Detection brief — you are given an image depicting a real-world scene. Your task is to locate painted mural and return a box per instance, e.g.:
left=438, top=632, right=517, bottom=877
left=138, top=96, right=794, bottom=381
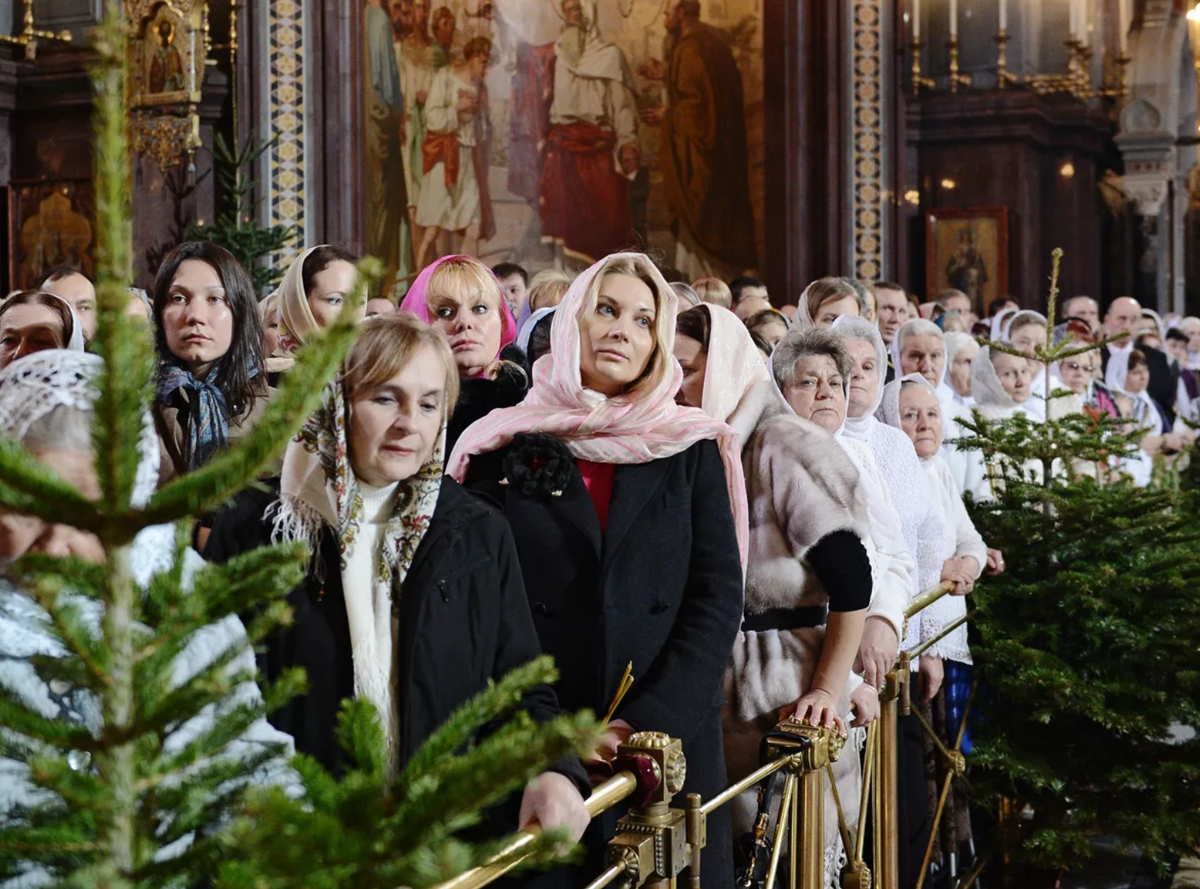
left=362, top=0, right=764, bottom=294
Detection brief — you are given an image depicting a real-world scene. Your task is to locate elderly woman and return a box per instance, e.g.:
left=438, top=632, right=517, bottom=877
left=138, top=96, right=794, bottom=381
left=880, top=373, right=987, bottom=867
left=206, top=315, right=590, bottom=840
left=1003, top=310, right=1049, bottom=420
left=674, top=304, right=877, bottom=887
left=400, top=255, right=523, bottom=451
left=943, top=331, right=978, bottom=406
left=0, top=290, right=85, bottom=369
left=892, top=318, right=990, bottom=500
left=450, top=254, right=746, bottom=889
left=152, top=242, right=271, bottom=482
left=0, top=350, right=295, bottom=885
left=792, top=277, right=864, bottom=329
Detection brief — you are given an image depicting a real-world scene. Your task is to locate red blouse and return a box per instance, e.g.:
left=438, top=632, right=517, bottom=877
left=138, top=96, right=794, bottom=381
left=576, top=459, right=616, bottom=533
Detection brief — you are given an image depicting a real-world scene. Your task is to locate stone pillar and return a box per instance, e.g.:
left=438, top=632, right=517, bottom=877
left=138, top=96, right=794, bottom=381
left=1115, top=99, right=1176, bottom=313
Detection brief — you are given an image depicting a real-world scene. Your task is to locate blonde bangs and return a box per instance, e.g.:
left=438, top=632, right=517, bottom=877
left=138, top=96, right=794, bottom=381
left=424, top=257, right=501, bottom=311
left=343, top=315, right=461, bottom=417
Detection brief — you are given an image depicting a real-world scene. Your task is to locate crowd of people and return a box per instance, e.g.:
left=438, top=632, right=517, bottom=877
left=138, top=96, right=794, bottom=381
left=1, top=243, right=1192, bottom=888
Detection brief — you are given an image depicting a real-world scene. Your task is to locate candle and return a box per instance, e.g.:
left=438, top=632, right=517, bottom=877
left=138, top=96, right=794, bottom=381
left=1000, top=0, right=1007, bottom=32
left=1118, top=0, right=1128, bottom=53
left=1068, top=0, right=1077, bottom=38
left=950, top=0, right=957, bottom=39
left=913, top=0, right=920, bottom=40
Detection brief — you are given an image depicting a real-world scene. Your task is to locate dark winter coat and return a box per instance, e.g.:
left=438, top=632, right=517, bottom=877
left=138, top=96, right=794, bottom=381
left=448, top=365, right=529, bottom=455
left=465, top=434, right=744, bottom=889
left=205, top=476, right=587, bottom=796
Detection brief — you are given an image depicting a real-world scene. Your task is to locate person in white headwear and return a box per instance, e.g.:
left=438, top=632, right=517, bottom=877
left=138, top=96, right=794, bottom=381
left=891, top=318, right=990, bottom=500
left=0, top=350, right=295, bottom=887
left=0, top=290, right=86, bottom=369
left=943, top=331, right=978, bottom=407
left=1003, top=310, right=1049, bottom=421
left=790, top=276, right=865, bottom=330
left=674, top=304, right=878, bottom=886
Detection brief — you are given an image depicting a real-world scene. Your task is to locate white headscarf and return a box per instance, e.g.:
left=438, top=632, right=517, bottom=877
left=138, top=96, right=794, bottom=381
left=990, top=306, right=1019, bottom=342
left=516, top=306, right=557, bottom=354
left=698, top=305, right=772, bottom=429
left=791, top=277, right=861, bottom=331
left=878, top=372, right=938, bottom=440
left=830, top=315, right=887, bottom=442
left=1107, top=351, right=1165, bottom=435
left=0, top=292, right=87, bottom=354
left=0, top=350, right=157, bottom=507
left=890, top=318, right=956, bottom=405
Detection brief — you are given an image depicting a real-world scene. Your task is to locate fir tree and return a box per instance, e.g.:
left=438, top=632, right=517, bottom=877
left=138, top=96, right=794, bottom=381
left=0, top=4, right=598, bottom=887
left=957, top=250, right=1200, bottom=875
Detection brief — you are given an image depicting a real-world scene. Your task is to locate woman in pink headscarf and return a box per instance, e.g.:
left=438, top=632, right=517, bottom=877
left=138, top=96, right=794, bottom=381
left=400, top=255, right=521, bottom=450
left=448, top=252, right=746, bottom=889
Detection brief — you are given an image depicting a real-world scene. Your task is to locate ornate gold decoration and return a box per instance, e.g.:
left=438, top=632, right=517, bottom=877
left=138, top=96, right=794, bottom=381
left=131, top=112, right=201, bottom=172
left=0, top=0, right=72, bottom=60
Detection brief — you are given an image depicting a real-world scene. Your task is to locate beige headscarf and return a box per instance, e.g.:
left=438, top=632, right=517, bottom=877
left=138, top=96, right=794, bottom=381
left=269, top=246, right=322, bottom=372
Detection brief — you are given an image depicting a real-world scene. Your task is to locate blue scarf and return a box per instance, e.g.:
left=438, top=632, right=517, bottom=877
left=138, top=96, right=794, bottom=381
left=158, top=361, right=231, bottom=470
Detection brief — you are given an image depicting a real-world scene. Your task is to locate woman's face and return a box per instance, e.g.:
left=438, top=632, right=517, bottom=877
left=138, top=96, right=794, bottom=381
left=1058, top=354, right=1097, bottom=394
left=427, top=276, right=505, bottom=379
left=1135, top=316, right=1157, bottom=337
left=308, top=259, right=357, bottom=329
left=262, top=303, right=280, bottom=357
left=898, top=386, right=943, bottom=459
left=814, top=295, right=860, bottom=329
left=348, top=343, right=446, bottom=488
left=900, top=333, right=945, bottom=387
left=783, top=353, right=846, bottom=433
left=757, top=317, right=789, bottom=350
left=673, top=333, right=707, bottom=408
left=1124, top=362, right=1150, bottom=394
left=845, top=337, right=880, bottom=419
left=578, top=273, right=657, bottom=397
left=992, top=352, right=1032, bottom=403
left=0, top=448, right=104, bottom=571
left=0, top=304, right=65, bottom=370
left=365, top=298, right=396, bottom=319
left=162, top=259, right=235, bottom=379
left=949, top=340, right=979, bottom=397
left=1009, top=321, right=1045, bottom=363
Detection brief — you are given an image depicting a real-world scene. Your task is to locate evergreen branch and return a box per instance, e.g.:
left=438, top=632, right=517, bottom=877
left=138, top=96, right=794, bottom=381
left=0, top=439, right=103, bottom=533
left=139, top=260, right=379, bottom=528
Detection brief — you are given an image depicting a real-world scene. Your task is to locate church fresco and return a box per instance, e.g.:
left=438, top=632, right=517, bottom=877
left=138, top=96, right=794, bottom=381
left=362, top=0, right=764, bottom=295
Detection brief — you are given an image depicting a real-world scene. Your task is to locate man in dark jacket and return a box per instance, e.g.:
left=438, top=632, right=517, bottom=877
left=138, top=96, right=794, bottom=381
left=1099, top=296, right=1178, bottom=425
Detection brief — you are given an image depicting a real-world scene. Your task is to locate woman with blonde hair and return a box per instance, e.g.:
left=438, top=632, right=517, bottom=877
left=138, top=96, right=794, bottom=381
left=692, top=276, right=733, bottom=309
left=207, top=315, right=591, bottom=837
left=450, top=253, right=747, bottom=889
left=400, top=254, right=522, bottom=449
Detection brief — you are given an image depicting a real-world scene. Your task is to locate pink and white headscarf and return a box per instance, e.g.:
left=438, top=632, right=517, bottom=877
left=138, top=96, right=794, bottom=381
left=447, top=252, right=749, bottom=562
left=399, top=255, right=518, bottom=377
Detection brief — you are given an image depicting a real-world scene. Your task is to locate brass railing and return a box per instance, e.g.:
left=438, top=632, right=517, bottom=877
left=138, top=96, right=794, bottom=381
left=432, top=579, right=971, bottom=889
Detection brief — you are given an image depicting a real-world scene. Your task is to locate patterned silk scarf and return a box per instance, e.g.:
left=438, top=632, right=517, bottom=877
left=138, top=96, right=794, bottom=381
left=157, top=361, right=231, bottom=470
left=269, top=381, right=443, bottom=770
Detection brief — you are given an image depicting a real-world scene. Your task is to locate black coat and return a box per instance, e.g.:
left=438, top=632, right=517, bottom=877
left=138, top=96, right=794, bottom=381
left=1102, top=342, right=1178, bottom=425
left=205, top=477, right=587, bottom=797
left=466, top=435, right=744, bottom=888
left=448, top=366, right=528, bottom=455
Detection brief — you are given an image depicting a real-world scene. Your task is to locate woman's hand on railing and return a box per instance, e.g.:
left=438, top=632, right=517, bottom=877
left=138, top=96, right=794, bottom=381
left=518, top=771, right=592, bottom=843
left=781, top=687, right=846, bottom=735
left=940, top=558, right=976, bottom=596
left=917, top=656, right=944, bottom=704
left=850, top=683, right=880, bottom=727
left=856, top=617, right=899, bottom=690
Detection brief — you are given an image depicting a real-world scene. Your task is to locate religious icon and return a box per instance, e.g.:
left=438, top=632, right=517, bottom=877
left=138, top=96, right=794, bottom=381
left=362, top=0, right=766, bottom=286
left=926, top=206, right=1010, bottom=312
left=148, top=18, right=186, bottom=94
left=7, top=179, right=95, bottom=291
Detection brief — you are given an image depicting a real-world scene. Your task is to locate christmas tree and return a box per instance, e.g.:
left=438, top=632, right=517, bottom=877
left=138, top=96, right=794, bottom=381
left=0, top=5, right=597, bottom=887
left=957, top=251, right=1200, bottom=875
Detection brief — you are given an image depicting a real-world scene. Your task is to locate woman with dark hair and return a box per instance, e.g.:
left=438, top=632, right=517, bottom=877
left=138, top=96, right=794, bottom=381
left=267, top=244, right=360, bottom=381
left=399, top=255, right=524, bottom=451
left=0, top=290, right=85, bottom=369
left=152, top=241, right=269, bottom=483
left=744, top=307, right=789, bottom=351
left=448, top=253, right=747, bottom=889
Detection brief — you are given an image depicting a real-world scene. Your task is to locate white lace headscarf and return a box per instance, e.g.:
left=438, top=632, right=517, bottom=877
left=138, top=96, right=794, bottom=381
left=0, top=350, right=158, bottom=508
left=0, top=292, right=87, bottom=354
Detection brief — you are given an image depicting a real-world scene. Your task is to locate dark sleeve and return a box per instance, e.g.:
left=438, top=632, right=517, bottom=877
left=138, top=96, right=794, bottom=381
left=806, top=530, right=872, bottom=612
left=488, top=512, right=590, bottom=796
left=203, top=483, right=279, bottom=564
left=617, top=440, right=744, bottom=742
